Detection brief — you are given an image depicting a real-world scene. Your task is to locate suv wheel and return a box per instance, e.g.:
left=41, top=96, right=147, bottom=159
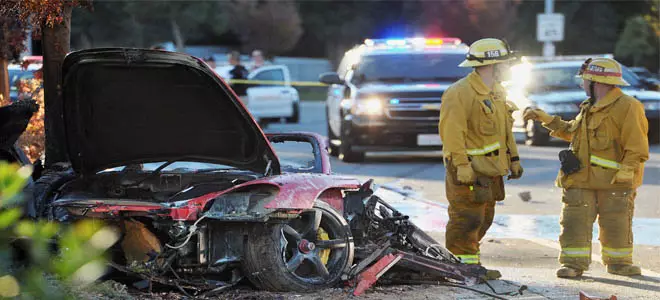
left=339, top=125, right=364, bottom=163
left=525, top=120, right=549, bottom=146
left=339, top=142, right=365, bottom=163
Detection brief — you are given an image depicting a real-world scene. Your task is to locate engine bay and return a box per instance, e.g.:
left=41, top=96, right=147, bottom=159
left=56, top=169, right=261, bottom=203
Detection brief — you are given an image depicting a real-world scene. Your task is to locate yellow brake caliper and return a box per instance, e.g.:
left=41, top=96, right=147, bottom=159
left=317, top=227, right=330, bottom=265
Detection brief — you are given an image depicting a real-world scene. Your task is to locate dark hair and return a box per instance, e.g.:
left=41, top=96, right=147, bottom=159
left=229, top=51, right=241, bottom=62
left=205, top=56, right=215, bottom=62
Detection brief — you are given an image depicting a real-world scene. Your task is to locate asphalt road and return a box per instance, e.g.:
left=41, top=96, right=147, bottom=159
left=267, top=102, right=660, bottom=299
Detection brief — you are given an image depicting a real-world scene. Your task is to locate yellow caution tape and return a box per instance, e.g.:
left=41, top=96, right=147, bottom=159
left=228, top=79, right=328, bottom=87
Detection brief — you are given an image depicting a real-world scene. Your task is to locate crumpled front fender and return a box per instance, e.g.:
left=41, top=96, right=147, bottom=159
left=261, top=173, right=360, bottom=210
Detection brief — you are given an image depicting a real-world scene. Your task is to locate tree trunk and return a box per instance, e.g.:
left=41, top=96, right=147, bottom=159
left=0, top=58, right=9, bottom=106
left=42, top=6, right=72, bottom=167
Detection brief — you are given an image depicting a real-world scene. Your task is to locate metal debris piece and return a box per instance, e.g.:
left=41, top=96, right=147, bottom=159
left=353, top=253, right=403, bottom=296
left=580, top=291, right=618, bottom=300
left=344, top=183, right=487, bottom=296
left=519, top=191, right=532, bottom=202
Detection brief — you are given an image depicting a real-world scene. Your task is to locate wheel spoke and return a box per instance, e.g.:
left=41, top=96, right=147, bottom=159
left=282, top=224, right=302, bottom=241
left=310, top=255, right=330, bottom=279
left=316, top=239, right=346, bottom=249
left=286, top=252, right=305, bottom=272
left=303, top=209, right=322, bottom=238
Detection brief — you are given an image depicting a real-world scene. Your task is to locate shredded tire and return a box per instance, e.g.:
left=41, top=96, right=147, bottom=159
left=243, top=202, right=354, bottom=292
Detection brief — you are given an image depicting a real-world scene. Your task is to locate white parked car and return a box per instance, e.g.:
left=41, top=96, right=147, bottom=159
left=215, top=64, right=300, bottom=126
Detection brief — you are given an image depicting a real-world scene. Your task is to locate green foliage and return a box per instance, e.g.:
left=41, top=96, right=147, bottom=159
left=615, top=16, right=658, bottom=67
left=0, top=162, right=119, bottom=299
left=72, top=1, right=229, bottom=50
left=226, top=0, right=303, bottom=55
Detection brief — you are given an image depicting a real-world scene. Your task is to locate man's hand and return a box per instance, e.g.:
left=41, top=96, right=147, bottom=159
left=611, top=166, right=635, bottom=185
left=523, top=108, right=553, bottom=124
left=456, top=164, right=476, bottom=184
left=508, top=161, right=523, bottom=180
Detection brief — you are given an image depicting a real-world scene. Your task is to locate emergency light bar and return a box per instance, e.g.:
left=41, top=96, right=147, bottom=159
left=364, top=37, right=463, bottom=48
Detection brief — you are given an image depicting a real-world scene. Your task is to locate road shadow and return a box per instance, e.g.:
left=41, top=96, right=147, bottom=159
left=565, top=276, right=660, bottom=293
left=360, top=153, right=444, bottom=164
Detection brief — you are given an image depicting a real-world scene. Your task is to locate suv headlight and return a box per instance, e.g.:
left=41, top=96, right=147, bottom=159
left=353, top=97, right=383, bottom=116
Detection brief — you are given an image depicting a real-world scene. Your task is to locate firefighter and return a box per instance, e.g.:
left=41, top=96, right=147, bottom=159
left=524, top=57, right=648, bottom=278
left=439, top=38, right=523, bottom=279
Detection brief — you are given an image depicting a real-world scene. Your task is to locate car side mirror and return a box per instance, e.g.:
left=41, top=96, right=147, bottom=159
left=319, top=72, right=344, bottom=85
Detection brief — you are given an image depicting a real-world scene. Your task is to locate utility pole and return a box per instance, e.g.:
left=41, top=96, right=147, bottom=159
left=542, top=0, right=555, bottom=57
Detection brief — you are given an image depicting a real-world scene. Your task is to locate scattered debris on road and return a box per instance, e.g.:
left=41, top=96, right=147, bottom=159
left=579, top=290, right=618, bottom=300
left=518, top=191, right=532, bottom=202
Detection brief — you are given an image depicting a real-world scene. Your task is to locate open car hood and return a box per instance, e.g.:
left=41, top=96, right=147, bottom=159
left=61, top=48, right=279, bottom=175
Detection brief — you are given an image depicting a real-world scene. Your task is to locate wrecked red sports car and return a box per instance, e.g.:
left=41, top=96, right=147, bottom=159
left=8, top=48, right=485, bottom=296
left=28, top=48, right=363, bottom=292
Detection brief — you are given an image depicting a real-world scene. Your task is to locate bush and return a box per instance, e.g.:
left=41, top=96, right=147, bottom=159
left=0, top=162, right=119, bottom=299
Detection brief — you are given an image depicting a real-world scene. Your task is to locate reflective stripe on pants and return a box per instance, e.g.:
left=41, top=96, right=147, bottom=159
left=602, top=247, right=633, bottom=258
left=590, top=155, right=621, bottom=170
left=466, top=142, right=501, bottom=156
left=561, top=247, right=591, bottom=258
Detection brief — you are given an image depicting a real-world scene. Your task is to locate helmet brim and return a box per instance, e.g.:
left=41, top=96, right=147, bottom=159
left=458, top=57, right=517, bottom=68
left=578, top=74, right=631, bottom=86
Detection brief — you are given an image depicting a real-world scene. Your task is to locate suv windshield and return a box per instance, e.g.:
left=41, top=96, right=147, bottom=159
left=529, top=65, right=641, bottom=93
left=352, top=53, right=470, bottom=85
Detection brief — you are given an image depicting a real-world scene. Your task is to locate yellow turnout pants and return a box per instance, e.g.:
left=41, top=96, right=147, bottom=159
left=445, top=162, right=504, bottom=264
left=559, top=188, right=635, bottom=270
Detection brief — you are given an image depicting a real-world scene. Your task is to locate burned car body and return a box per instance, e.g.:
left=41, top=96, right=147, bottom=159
left=24, top=48, right=484, bottom=295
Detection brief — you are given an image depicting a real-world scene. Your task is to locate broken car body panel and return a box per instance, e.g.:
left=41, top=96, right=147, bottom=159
left=52, top=172, right=360, bottom=221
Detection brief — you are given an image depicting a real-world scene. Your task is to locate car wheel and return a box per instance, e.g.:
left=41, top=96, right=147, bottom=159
left=243, top=202, right=354, bottom=292
left=325, top=108, right=339, bottom=157
left=32, top=168, right=75, bottom=219
left=525, top=120, right=550, bottom=146
left=286, top=102, right=300, bottom=124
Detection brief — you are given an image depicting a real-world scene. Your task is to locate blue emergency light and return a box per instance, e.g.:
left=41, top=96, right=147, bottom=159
left=364, top=37, right=463, bottom=48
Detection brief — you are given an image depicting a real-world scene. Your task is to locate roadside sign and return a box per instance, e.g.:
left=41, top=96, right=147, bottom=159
left=537, top=13, right=565, bottom=42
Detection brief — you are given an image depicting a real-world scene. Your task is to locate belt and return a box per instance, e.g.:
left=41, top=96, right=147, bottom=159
left=484, top=149, right=499, bottom=157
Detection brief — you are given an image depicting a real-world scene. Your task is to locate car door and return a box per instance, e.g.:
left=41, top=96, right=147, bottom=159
left=246, top=66, right=294, bottom=119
